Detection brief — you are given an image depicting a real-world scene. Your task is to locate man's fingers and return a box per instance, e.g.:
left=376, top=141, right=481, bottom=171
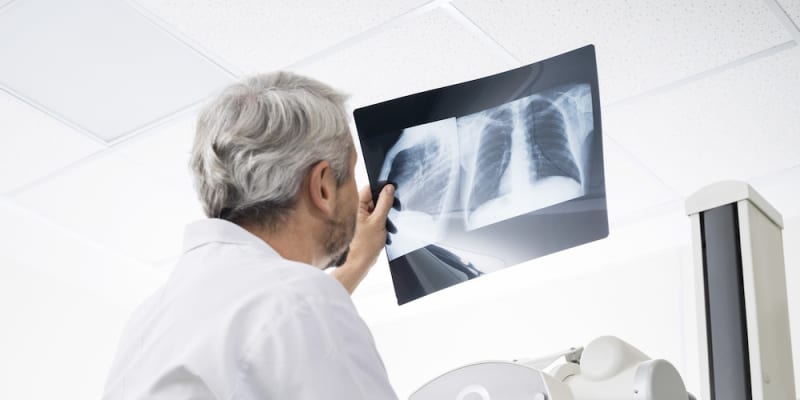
left=386, top=218, right=398, bottom=234
left=371, top=184, right=395, bottom=222
left=392, top=196, right=402, bottom=211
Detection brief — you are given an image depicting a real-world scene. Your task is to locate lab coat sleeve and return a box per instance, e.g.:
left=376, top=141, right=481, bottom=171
left=231, top=295, right=399, bottom=400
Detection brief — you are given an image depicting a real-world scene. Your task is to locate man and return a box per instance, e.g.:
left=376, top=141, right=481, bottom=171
left=103, top=72, right=399, bottom=399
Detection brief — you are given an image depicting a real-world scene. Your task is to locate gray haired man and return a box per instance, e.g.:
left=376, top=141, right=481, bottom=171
left=103, top=72, right=399, bottom=399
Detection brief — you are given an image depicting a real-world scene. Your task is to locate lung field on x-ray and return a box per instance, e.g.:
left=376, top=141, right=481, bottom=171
left=386, top=138, right=453, bottom=215
left=379, top=83, right=593, bottom=260
left=525, top=97, right=581, bottom=182
left=466, top=108, right=514, bottom=212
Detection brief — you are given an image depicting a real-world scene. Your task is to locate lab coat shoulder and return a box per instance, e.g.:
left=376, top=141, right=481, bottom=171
left=228, top=263, right=398, bottom=400
left=223, top=256, right=353, bottom=327
left=103, top=244, right=397, bottom=400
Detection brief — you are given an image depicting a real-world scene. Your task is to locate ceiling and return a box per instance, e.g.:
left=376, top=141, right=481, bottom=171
left=1, top=0, right=799, bottom=305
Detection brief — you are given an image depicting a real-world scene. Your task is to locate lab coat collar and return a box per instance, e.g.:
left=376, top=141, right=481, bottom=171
left=182, top=218, right=279, bottom=256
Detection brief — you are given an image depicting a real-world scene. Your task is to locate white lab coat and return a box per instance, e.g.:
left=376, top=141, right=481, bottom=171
left=103, top=218, right=398, bottom=400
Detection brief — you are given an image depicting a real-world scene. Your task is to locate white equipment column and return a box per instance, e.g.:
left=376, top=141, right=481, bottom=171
left=686, top=181, right=796, bottom=400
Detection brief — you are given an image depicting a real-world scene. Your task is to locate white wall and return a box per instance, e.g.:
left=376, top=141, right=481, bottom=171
left=354, top=209, right=698, bottom=398
left=374, top=247, right=692, bottom=398
left=356, top=210, right=800, bottom=399
left=0, top=199, right=795, bottom=399
left=0, top=261, right=130, bottom=399
left=0, top=198, right=165, bottom=399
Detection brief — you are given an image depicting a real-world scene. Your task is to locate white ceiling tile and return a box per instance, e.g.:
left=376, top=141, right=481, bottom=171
left=0, top=91, right=104, bottom=193
left=602, top=137, right=680, bottom=225
left=751, top=164, right=800, bottom=219
left=0, top=0, right=232, bottom=142
left=453, top=0, right=790, bottom=104
left=12, top=150, right=205, bottom=265
left=603, top=47, right=800, bottom=197
left=133, top=0, right=430, bottom=73
left=777, top=0, right=800, bottom=26
left=114, top=112, right=199, bottom=200
left=295, top=8, right=513, bottom=110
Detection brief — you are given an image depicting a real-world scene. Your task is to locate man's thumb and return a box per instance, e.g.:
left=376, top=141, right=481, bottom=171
left=371, top=184, right=395, bottom=221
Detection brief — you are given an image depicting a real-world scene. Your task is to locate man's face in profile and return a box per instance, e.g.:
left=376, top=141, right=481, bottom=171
left=324, top=145, right=359, bottom=268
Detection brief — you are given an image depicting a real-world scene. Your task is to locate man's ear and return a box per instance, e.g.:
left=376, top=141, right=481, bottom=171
left=306, top=160, right=335, bottom=217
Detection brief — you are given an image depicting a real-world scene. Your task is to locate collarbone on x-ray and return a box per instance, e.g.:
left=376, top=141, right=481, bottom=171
left=379, top=83, right=594, bottom=261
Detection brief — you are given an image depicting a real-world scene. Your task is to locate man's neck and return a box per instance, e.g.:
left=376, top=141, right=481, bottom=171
left=239, top=216, right=324, bottom=268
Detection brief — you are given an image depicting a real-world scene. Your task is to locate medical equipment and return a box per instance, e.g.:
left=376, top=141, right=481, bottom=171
left=411, top=335, right=691, bottom=400
left=687, top=181, right=796, bottom=400
left=410, top=181, right=797, bottom=400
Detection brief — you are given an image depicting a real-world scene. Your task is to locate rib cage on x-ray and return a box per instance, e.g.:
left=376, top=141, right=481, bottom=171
left=386, top=138, right=454, bottom=215
left=379, top=83, right=593, bottom=261
left=466, top=108, right=513, bottom=212
left=460, top=88, right=587, bottom=216
left=525, top=98, right=582, bottom=182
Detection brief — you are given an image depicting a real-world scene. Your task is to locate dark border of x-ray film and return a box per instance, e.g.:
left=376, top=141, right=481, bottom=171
left=354, top=45, right=609, bottom=305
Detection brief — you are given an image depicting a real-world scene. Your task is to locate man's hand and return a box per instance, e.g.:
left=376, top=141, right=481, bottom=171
left=332, top=184, right=395, bottom=294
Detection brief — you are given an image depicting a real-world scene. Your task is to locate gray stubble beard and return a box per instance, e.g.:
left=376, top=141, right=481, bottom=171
left=324, top=212, right=356, bottom=269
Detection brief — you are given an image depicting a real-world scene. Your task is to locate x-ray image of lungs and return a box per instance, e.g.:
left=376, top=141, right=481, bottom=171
left=355, top=45, right=607, bottom=304
left=378, top=118, right=461, bottom=260
left=457, top=83, right=594, bottom=230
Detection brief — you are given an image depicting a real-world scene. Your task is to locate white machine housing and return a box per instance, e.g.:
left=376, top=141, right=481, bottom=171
left=686, top=181, right=796, bottom=400
left=410, top=336, right=689, bottom=400
left=562, top=336, right=687, bottom=400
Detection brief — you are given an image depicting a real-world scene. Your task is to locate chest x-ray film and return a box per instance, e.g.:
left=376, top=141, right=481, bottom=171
left=355, top=45, right=608, bottom=305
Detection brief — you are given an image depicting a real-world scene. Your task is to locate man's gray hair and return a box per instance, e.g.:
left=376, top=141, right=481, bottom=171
left=189, top=71, right=352, bottom=228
